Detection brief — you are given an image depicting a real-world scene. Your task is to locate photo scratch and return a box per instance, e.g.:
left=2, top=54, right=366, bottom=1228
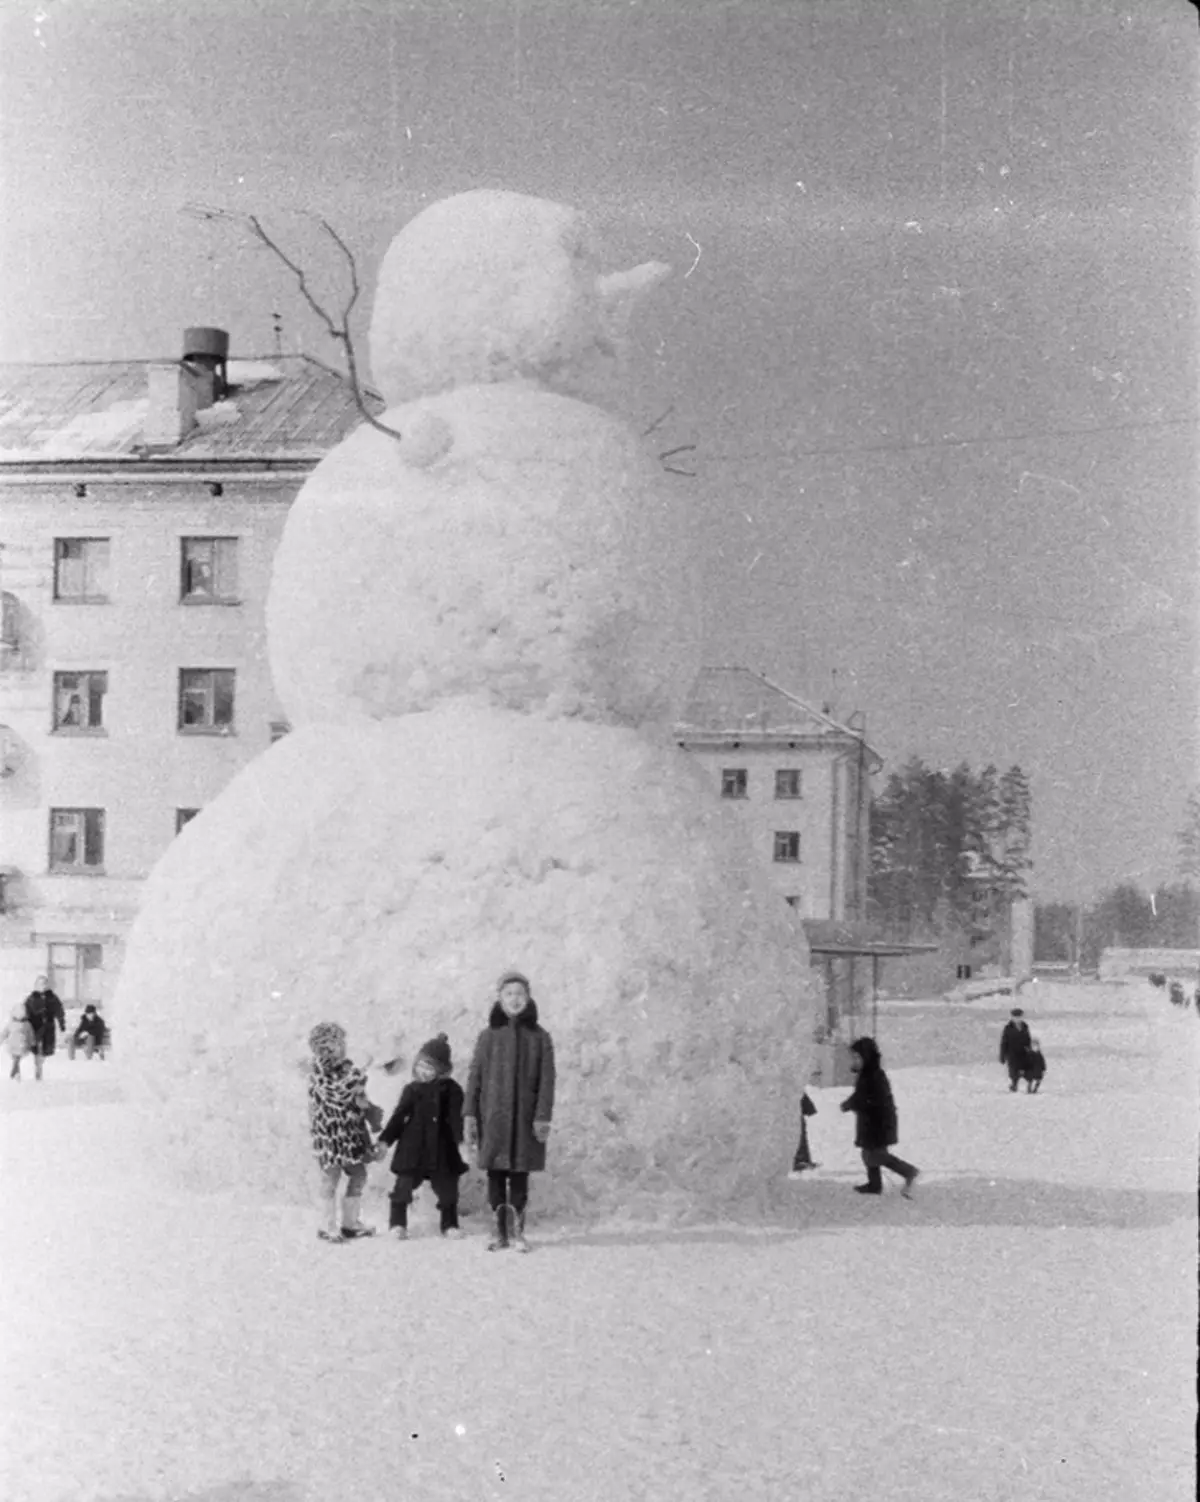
left=684, top=233, right=702, bottom=277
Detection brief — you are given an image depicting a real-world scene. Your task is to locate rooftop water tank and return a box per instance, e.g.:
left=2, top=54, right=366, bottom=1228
left=183, top=327, right=229, bottom=363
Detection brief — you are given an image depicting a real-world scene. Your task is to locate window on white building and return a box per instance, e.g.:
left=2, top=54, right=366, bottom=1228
left=53, top=538, right=110, bottom=602
left=48, top=942, right=104, bottom=1004
left=52, top=671, right=108, bottom=731
left=49, top=808, right=105, bottom=872
left=179, top=669, right=235, bottom=732
left=181, top=538, right=239, bottom=603
left=773, top=830, right=800, bottom=863
left=721, top=768, right=748, bottom=798
left=775, top=769, right=802, bottom=799
left=175, top=808, right=200, bottom=834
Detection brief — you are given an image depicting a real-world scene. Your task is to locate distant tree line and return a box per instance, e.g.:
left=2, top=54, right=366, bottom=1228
left=867, top=758, right=1032, bottom=955
left=1035, top=884, right=1200, bottom=971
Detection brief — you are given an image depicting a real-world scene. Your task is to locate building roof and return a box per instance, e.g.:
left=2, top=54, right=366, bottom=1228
left=676, top=666, right=881, bottom=766
left=0, top=355, right=382, bottom=464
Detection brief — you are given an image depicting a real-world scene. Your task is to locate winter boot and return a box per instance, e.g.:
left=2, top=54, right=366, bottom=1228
left=440, top=1203, right=465, bottom=1239
left=901, top=1169, right=920, bottom=1199
left=487, top=1205, right=510, bottom=1251
left=512, top=1209, right=531, bottom=1253
left=341, top=1195, right=377, bottom=1239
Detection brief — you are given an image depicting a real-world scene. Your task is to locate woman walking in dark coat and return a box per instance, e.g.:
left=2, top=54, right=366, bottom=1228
left=377, top=1034, right=468, bottom=1240
left=464, top=971, right=555, bottom=1253
left=840, top=1036, right=919, bottom=1197
left=23, top=976, right=66, bottom=1081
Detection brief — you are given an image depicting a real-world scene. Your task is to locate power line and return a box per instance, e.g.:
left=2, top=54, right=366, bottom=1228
left=703, top=413, right=1198, bottom=463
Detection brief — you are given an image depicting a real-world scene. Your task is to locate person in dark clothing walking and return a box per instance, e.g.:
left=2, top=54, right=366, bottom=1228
left=377, top=1034, right=468, bottom=1240
left=1022, top=1038, right=1046, bottom=1093
left=840, top=1037, right=919, bottom=1197
left=464, top=971, right=555, bottom=1253
left=999, top=1008, right=1032, bottom=1091
left=788, top=1091, right=820, bottom=1177
left=23, top=976, right=66, bottom=1081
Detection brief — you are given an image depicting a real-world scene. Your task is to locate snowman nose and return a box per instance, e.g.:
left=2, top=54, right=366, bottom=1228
left=596, top=261, right=671, bottom=301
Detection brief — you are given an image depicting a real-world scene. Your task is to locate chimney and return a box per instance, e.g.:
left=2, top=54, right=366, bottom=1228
left=142, top=328, right=229, bottom=449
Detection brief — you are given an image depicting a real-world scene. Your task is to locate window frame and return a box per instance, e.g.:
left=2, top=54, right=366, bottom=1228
left=720, top=767, right=748, bottom=799
left=53, top=538, right=111, bottom=603
left=773, top=830, right=801, bottom=864
left=51, top=670, right=109, bottom=734
left=47, top=941, right=105, bottom=1005
left=48, top=807, right=106, bottom=873
left=180, top=536, right=240, bottom=605
left=178, top=668, right=236, bottom=734
left=774, top=768, right=802, bottom=800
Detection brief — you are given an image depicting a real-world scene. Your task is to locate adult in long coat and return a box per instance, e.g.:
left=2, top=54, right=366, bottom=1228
left=999, top=1009, right=1032, bottom=1091
left=464, top=970, right=555, bottom=1251
left=23, top=976, right=66, bottom=1079
left=840, top=1036, right=919, bottom=1196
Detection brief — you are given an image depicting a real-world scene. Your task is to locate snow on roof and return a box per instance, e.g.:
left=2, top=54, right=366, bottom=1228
left=676, top=665, right=880, bottom=762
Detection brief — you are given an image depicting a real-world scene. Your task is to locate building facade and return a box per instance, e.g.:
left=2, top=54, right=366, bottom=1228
left=0, top=332, right=372, bottom=1009
left=674, top=666, right=881, bottom=921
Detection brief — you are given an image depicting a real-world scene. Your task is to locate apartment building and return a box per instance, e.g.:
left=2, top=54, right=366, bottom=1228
left=675, top=666, right=881, bottom=921
left=0, top=330, right=373, bottom=1006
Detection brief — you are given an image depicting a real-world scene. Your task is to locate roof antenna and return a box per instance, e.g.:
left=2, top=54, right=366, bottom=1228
left=823, top=667, right=838, bottom=718
left=271, top=312, right=283, bottom=358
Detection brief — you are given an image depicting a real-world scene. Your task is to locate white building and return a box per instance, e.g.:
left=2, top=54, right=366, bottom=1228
left=674, top=666, right=881, bottom=921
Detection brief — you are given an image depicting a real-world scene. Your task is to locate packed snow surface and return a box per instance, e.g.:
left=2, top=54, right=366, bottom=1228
left=266, top=383, right=700, bottom=727
left=116, top=705, right=815, bottom=1217
left=2, top=982, right=1195, bottom=1501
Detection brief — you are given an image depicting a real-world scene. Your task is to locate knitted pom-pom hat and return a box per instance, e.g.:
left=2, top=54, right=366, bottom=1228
left=417, top=1033, right=452, bottom=1073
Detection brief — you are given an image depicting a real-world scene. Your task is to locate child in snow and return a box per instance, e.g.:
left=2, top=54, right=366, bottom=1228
left=306, top=1021, right=381, bottom=1242
left=377, top=1033, right=468, bottom=1240
left=67, top=1004, right=109, bottom=1060
left=1022, top=1038, right=1046, bottom=1093
left=464, top=970, right=556, bottom=1252
left=788, top=1091, right=819, bottom=1178
left=2, top=1005, right=34, bottom=1081
left=840, top=1036, right=920, bottom=1197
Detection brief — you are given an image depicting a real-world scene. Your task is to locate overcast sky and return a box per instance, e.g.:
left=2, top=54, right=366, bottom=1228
left=2, top=0, right=1195, bottom=902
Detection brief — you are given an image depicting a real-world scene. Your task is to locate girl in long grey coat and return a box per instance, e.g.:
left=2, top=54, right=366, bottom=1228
left=464, top=971, right=555, bottom=1252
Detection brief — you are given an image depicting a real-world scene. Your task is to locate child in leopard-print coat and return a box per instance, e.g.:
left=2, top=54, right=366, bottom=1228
left=307, top=1021, right=382, bottom=1243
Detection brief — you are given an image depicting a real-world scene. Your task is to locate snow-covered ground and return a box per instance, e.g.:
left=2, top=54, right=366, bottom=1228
left=1, top=980, right=1195, bottom=1502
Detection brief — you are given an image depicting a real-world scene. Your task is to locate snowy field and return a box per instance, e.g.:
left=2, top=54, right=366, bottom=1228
left=1, top=979, right=1195, bottom=1502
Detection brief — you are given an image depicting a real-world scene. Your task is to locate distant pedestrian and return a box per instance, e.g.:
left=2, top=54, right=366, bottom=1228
left=840, top=1036, right=919, bottom=1197
left=22, top=976, right=65, bottom=1080
left=306, top=1021, right=382, bottom=1243
left=1, top=1005, right=35, bottom=1081
left=464, top=971, right=556, bottom=1252
left=1022, top=1038, right=1046, bottom=1093
left=788, top=1091, right=820, bottom=1178
left=1168, top=980, right=1185, bottom=1007
left=377, top=1033, right=468, bottom=1240
left=67, top=1004, right=108, bottom=1060
left=999, top=1008, right=1032, bottom=1092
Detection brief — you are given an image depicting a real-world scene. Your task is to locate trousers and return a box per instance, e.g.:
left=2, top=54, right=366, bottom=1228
left=487, top=1170, right=529, bottom=1213
left=861, top=1146, right=917, bottom=1190
left=389, top=1173, right=460, bottom=1230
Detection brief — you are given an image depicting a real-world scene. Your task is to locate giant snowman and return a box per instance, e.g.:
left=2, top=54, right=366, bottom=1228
left=117, top=190, right=819, bottom=1222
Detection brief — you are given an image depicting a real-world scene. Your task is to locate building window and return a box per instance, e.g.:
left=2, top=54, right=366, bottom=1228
left=181, top=538, right=239, bottom=604
left=179, top=669, right=235, bottom=732
left=49, top=808, right=105, bottom=872
left=785, top=895, right=801, bottom=909
left=175, top=808, right=200, bottom=834
left=773, top=831, right=801, bottom=863
left=775, top=769, right=802, bottom=799
left=53, top=539, right=110, bottom=602
left=52, top=671, right=108, bottom=732
left=721, top=768, right=748, bottom=799
left=48, top=942, right=104, bottom=1005
left=269, top=719, right=292, bottom=743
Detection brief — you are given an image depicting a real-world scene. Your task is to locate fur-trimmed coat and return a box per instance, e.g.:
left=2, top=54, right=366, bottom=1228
left=465, top=1001, right=555, bottom=1173
left=378, top=1076, right=468, bottom=1180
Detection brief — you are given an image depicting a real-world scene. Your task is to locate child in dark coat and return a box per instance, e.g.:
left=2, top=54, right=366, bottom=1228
left=1022, top=1038, right=1046, bottom=1093
left=464, top=970, right=555, bottom=1253
left=377, top=1034, right=468, bottom=1240
left=840, top=1036, right=920, bottom=1197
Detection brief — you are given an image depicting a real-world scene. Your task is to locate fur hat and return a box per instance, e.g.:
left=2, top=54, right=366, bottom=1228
left=1011, top=1008, right=1025, bottom=1018
left=497, top=970, right=532, bottom=996
left=308, top=1021, right=346, bottom=1061
left=849, top=1036, right=881, bottom=1066
left=417, top=1033, right=452, bottom=1073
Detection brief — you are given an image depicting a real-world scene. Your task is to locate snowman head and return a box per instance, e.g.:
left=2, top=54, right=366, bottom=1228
left=368, top=189, right=669, bottom=405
